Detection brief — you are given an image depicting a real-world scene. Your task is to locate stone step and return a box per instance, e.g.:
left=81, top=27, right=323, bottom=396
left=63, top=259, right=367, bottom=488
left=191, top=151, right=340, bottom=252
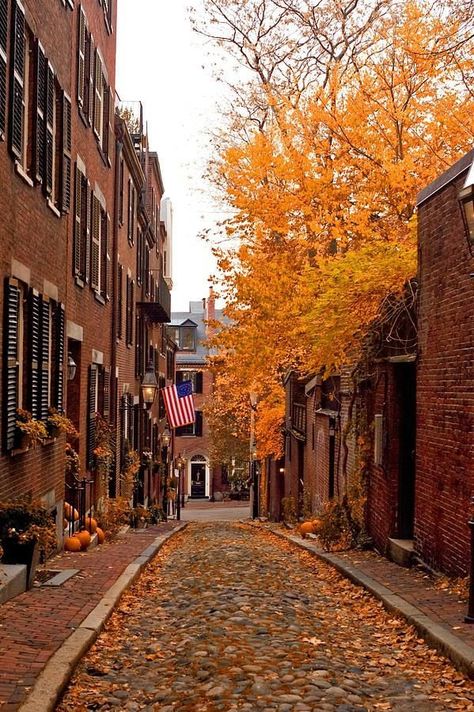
left=0, top=564, right=27, bottom=604
left=388, top=538, right=414, bottom=567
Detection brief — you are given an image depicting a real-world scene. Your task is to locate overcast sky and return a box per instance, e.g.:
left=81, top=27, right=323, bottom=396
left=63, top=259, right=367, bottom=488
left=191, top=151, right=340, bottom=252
left=116, top=0, right=226, bottom=311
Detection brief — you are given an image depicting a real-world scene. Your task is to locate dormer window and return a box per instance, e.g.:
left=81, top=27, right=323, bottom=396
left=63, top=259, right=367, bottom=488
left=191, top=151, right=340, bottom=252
left=180, top=326, right=196, bottom=351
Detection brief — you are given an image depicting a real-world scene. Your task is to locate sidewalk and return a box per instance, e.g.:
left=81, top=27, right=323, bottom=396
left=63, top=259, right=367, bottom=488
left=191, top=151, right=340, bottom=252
left=0, top=521, right=184, bottom=711
left=272, top=527, right=474, bottom=678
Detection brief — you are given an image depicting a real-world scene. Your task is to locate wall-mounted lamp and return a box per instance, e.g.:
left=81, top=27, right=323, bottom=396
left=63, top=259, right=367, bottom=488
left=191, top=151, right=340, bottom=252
left=459, top=161, right=474, bottom=257
left=67, top=354, right=77, bottom=381
left=141, top=361, right=158, bottom=408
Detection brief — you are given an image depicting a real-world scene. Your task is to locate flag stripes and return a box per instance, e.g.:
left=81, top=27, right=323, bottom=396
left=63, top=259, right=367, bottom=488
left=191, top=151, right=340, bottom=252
left=162, top=381, right=195, bottom=429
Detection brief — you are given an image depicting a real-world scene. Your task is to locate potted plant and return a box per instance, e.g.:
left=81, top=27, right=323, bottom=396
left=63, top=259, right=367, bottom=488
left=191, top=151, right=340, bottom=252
left=46, top=408, right=79, bottom=440
left=15, top=409, right=48, bottom=449
left=0, top=502, right=57, bottom=588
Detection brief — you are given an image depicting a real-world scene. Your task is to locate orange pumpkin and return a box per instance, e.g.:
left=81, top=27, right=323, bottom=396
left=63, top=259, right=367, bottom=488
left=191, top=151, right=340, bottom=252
left=96, top=527, right=105, bottom=544
left=312, top=518, right=323, bottom=534
left=299, top=521, right=314, bottom=538
left=73, top=508, right=79, bottom=521
left=85, top=517, right=98, bottom=533
left=64, top=502, right=72, bottom=517
left=63, top=518, right=69, bottom=529
left=75, top=529, right=91, bottom=550
left=64, top=536, right=81, bottom=552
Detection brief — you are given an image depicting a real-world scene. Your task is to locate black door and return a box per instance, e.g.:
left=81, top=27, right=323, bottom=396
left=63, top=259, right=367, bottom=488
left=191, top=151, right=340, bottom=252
left=396, top=364, right=416, bottom=538
left=191, top=463, right=206, bottom=498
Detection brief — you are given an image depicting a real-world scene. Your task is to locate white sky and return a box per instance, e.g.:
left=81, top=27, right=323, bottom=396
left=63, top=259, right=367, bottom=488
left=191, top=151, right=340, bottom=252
left=116, top=0, right=227, bottom=311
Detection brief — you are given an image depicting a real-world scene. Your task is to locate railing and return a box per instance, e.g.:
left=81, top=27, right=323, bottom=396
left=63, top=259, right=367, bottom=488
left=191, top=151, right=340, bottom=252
left=65, top=477, right=95, bottom=536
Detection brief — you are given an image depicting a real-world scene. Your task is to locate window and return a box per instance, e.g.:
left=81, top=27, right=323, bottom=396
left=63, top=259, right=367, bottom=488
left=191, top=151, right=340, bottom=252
left=93, top=49, right=103, bottom=140
left=118, top=157, right=124, bottom=224
left=180, top=326, right=196, bottom=351
left=4, top=280, right=65, bottom=451
left=176, top=370, right=203, bottom=394
left=176, top=411, right=202, bottom=437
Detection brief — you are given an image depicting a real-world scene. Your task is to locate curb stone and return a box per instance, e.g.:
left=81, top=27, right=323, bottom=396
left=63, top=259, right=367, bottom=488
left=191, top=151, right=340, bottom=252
left=270, top=527, right=474, bottom=679
left=18, top=522, right=188, bottom=712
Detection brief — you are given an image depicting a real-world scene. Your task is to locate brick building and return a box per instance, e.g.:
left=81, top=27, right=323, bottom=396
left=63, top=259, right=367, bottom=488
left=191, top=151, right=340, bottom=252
left=169, top=292, right=229, bottom=500
left=0, top=1, right=174, bottom=543
left=416, top=150, right=474, bottom=576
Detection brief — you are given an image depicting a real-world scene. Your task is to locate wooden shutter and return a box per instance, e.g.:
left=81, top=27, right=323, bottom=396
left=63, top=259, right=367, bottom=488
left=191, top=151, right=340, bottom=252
left=93, top=49, right=102, bottom=138
left=117, top=263, right=123, bottom=339
left=87, top=365, right=97, bottom=469
left=29, top=289, right=41, bottom=419
left=9, top=0, right=24, bottom=159
left=61, top=93, right=72, bottom=212
left=100, top=366, right=110, bottom=420
left=39, top=298, right=50, bottom=420
left=102, top=83, right=109, bottom=156
left=0, top=0, right=9, bottom=135
left=53, top=303, right=65, bottom=411
left=77, top=6, right=85, bottom=107
left=195, top=371, right=203, bottom=394
left=90, top=194, right=100, bottom=291
left=135, top=313, right=142, bottom=379
left=100, top=211, right=109, bottom=299
left=119, top=159, right=124, bottom=224
left=87, top=34, right=94, bottom=125
left=35, top=42, right=46, bottom=183
left=195, top=411, right=203, bottom=437
left=44, top=62, right=54, bottom=196
left=4, top=280, right=20, bottom=450
left=73, top=165, right=82, bottom=276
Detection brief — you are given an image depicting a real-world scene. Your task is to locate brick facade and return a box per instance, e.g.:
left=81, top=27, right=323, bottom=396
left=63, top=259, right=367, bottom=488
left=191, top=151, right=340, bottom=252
left=416, top=150, right=474, bottom=576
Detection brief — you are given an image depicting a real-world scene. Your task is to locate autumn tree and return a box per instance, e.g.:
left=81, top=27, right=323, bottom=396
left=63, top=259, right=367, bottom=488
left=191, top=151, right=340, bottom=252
left=198, top=0, right=474, bottom=461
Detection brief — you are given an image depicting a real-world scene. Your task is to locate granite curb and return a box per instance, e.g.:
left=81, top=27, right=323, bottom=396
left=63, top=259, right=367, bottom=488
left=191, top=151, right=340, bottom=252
left=18, top=522, right=188, bottom=712
left=270, top=527, right=474, bottom=679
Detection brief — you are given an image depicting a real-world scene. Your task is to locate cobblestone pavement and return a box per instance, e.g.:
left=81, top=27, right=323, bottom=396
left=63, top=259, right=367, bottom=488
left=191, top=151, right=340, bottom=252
left=58, top=523, right=474, bottom=711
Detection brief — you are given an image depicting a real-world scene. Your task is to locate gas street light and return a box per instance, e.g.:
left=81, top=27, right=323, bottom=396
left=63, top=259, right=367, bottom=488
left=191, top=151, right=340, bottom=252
left=141, top=361, right=158, bottom=408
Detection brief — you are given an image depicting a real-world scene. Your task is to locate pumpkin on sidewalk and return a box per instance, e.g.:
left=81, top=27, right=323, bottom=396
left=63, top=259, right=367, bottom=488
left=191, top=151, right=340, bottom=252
left=96, top=527, right=105, bottom=544
left=64, top=536, right=81, bottom=552
left=75, top=529, right=91, bottom=550
left=299, top=521, right=314, bottom=539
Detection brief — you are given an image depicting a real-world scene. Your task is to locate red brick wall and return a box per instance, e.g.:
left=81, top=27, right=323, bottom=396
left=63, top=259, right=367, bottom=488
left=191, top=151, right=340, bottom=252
left=416, top=162, right=474, bottom=576
left=0, top=1, right=73, bottom=512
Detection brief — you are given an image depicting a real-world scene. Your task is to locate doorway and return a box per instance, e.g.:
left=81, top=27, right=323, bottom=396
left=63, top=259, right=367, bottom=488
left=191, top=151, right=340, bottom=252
left=191, top=462, right=206, bottom=498
left=395, top=363, right=416, bottom=538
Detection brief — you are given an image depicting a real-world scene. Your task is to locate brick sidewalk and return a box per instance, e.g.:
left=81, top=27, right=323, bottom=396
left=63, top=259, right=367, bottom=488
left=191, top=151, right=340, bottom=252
left=272, top=526, right=474, bottom=674
left=0, top=523, right=179, bottom=710
left=337, top=546, right=474, bottom=646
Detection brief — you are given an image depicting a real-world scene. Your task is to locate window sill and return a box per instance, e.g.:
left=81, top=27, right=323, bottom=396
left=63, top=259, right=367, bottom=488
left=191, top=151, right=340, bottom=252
left=94, top=292, right=106, bottom=305
left=15, top=161, right=34, bottom=187
left=75, top=276, right=85, bottom=289
left=78, top=107, right=90, bottom=129
left=47, top=200, right=61, bottom=218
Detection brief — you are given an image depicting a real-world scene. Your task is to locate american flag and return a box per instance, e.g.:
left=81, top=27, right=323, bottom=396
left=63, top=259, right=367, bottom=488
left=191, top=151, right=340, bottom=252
left=162, top=381, right=195, bottom=429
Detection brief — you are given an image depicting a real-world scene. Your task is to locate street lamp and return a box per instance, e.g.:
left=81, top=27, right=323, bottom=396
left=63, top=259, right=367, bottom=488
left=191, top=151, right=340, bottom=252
left=141, top=361, right=158, bottom=409
left=161, top=428, right=171, bottom=521
left=249, top=390, right=258, bottom=519
left=67, top=353, right=77, bottom=381
left=459, top=162, right=474, bottom=257
left=176, top=455, right=186, bottom=521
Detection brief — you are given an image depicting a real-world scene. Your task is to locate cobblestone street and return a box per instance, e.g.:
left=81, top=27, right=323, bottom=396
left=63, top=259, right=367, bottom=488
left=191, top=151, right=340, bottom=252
left=58, top=523, right=474, bottom=711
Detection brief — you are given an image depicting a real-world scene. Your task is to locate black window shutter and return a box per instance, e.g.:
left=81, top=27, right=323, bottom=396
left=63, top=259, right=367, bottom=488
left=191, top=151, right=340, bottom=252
left=87, top=33, right=94, bottom=125
left=5, top=280, right=20, bottom=450
left=90, top=194, right=100, bottom=291
left=39, top=298, right=50, bottom=420
left=195, top=411, right=203, bottom=437
left=0, top=0, right=9, bottom=135
left=77, top=6, right=85, bottom=108
left=44, top=62, right=54, bottom=197
left=73, top=165, right=82, bottom=276
left=35, top=41, right=46, bottom=183
left=119, top=159, right=124, bottom=224
left=195, top=371, right=203, bottom=394
left=102, top=366, right=110, bottom=420
left=29, top=289, right=41, bottom=419
left=100, top=211, right=108, bottom=299
left=9, top=0, right=24, bottom=159
left=87, top=364, right=97, bottom=469
left=117, top=263, right=123, bottom=339
left=61, top=93, right=72, bottom=212
left=53, top=303, right=65, bottom=411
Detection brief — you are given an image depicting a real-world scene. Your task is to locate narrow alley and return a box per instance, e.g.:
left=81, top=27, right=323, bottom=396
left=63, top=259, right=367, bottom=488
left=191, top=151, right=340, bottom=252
left=58, top=523, right=474, bottom=712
